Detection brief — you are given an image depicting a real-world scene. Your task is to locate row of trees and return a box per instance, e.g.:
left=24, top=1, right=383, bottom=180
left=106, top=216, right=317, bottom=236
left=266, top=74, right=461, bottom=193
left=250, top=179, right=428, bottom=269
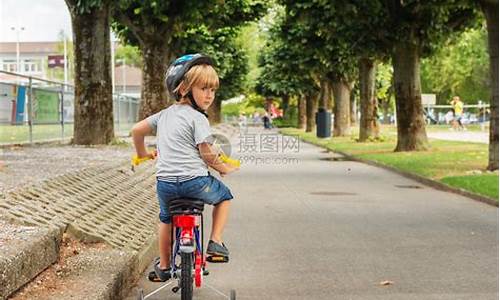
left=63, top=0, right=497, bottom=170
left=255, top=0, right=498, bottom=170
left=64, top=0, right=266, bottom=144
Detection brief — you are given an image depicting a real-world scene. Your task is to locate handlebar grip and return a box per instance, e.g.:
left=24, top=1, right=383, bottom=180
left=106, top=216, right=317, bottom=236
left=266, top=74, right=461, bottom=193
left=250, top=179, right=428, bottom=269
left=219, top=153, right=241, bottom=168
left=131, top=150, right=156, bottom=166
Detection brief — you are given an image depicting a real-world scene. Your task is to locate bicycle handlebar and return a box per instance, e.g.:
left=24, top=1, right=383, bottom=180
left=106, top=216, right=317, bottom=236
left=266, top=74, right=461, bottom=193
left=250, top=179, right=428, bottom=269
left=131, top=150, right=157, bottom=171
left=219, top=153, right=241, bottom=168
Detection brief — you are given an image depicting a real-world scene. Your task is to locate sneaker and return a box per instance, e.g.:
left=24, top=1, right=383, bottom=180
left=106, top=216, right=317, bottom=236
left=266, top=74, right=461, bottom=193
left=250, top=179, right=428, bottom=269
left=207, top=240, right=229, bottom=257
left=148, top=258, right=171, bottom=282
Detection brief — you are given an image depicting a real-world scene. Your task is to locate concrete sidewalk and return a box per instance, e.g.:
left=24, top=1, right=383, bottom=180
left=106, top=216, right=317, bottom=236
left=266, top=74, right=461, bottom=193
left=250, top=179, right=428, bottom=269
left=427, top=130, right=489, bottom=144
left=129, top=127, right=498, bottom=300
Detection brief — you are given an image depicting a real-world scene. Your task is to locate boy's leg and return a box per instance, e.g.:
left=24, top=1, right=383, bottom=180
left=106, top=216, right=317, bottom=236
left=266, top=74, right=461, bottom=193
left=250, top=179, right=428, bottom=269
left=159, top=222, right=172, bottom=269
left=210, top=200, right=231, bottom=243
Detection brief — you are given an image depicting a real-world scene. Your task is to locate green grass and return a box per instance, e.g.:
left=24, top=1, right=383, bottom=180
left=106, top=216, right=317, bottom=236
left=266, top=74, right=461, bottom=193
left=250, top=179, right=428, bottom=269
left=280, top=127, right=498, bottom=200
left=0, top=124, right=73, bottom=144
left=441, top=175, right=499, bottom=199
left=1, top=123, right=134, bottom=144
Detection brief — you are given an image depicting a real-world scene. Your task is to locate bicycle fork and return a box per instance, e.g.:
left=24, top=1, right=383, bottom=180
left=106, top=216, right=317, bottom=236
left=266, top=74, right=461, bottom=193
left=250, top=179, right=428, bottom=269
left=171, top=215, right=206, bottom=293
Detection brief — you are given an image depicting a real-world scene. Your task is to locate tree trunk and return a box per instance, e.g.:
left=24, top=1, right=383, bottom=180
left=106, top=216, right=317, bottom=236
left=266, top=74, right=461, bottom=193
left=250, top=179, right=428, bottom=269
left=207, top=98, right=222, bottom=124
left=481, top=0, right=499, bottom=171
left=306, top=93, right=318, bottom=132
left=66, top=1, right=114, bottom=145
left=332, top=79, right=351, bottom=136
left=139, top=42, right=170, bottom=120
left=298, top=95, right=306, bottom=129
left=392, top=35, right=428, bottom=151
left=380, top=99, right=391, bottom=124
left=319, top=80, right=329, bottom=109
left=350, top=90, right=357, bottom=125
left=326, top=81, right=334, bottom=111
left=359, top=58, right=380, bottom=141
left=281, top=94, right=290, bottom=120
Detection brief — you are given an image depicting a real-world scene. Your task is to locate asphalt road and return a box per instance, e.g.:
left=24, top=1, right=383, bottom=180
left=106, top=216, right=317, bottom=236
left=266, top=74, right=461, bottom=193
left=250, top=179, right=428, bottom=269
left=126, top=127, right=498, bottom=300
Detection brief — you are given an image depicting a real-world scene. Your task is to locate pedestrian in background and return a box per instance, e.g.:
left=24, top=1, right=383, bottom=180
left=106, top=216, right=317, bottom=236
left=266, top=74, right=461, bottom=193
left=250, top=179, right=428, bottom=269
left=450, top=96, right=466, bottom=131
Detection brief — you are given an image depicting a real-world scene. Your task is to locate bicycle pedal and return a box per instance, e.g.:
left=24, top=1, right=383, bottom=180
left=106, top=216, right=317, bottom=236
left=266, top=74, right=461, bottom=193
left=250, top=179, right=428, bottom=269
left=207, top=255, right=229, bottom=263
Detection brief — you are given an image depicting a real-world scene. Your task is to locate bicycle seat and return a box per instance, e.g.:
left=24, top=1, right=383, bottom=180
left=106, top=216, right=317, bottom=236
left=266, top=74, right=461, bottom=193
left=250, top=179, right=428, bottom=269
left=169, top=198, right=205, bottom=215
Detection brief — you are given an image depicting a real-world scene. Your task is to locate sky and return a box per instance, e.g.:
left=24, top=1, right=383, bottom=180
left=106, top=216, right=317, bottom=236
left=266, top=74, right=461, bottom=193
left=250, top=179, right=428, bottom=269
left=0, top=0, right=73, bottom=42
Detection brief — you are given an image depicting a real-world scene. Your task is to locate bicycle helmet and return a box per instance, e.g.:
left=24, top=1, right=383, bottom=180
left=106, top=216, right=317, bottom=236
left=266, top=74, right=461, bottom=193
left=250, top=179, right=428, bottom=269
left=165, top=53, right=214, bottom=117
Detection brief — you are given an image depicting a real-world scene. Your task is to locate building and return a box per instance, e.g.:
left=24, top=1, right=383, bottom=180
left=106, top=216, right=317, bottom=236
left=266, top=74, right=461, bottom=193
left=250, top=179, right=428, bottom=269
left=0, top=41, right=142, bottom=96
left=113, top=64, right=142, bottom=98
left=0, top=41, right=57, bottom=79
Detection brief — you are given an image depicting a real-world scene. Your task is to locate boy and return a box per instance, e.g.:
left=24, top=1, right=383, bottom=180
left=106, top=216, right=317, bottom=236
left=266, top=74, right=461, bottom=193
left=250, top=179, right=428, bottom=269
left=450, top=96, right=466, bottom=131
left=131, top=54, right=239, bottom=281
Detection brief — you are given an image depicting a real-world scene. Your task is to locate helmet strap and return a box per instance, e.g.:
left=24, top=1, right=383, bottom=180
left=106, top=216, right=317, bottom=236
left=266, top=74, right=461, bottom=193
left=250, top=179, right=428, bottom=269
left=186, top=91, right=208, bottom=118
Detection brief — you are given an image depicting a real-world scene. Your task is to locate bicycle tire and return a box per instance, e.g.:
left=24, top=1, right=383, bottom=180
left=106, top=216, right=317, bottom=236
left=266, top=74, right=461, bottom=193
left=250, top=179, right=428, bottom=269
left=181, top=252, right=193, bottom=300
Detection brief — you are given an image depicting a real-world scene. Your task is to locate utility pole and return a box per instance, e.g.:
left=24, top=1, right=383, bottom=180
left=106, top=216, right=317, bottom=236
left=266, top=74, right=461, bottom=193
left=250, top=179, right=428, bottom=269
left=10, top=26, right=25, bottom=73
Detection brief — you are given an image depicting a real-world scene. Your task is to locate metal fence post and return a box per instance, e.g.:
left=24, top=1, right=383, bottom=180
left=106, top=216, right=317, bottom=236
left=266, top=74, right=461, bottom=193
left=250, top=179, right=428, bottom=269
left=128, top=96, right=132, bottom=124
left=117, top=94, right=120, bottom=126
left=60, top=84, right=65, bottom=140
left=28, top=77, right=33, bottom=144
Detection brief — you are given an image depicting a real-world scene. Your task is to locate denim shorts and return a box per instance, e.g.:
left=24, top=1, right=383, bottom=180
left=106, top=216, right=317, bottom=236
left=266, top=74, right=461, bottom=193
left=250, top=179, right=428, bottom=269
left=156, top=175, right=234, bottom=224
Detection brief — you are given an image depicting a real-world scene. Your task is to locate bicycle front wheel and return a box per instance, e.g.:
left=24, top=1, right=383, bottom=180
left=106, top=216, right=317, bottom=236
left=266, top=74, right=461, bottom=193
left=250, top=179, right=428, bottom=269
left=181, top=252, right=193, bottom=300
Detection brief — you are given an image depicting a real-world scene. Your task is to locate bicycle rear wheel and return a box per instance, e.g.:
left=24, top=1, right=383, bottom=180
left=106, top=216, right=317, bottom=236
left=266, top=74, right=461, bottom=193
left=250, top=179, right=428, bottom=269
left=181, top=252, right=193, bottom=300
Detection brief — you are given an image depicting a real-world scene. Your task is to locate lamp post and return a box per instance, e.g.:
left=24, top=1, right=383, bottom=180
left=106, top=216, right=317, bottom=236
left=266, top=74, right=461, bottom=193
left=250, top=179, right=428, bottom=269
left=10, top=26, right=25, bottom=74
left=63, top=33, right=68, bottom=87
left=111, top=31, right=116, bottom=94
left=122, top=59, right=126, bottom=94
left=117, top=58, right=126, bottom=94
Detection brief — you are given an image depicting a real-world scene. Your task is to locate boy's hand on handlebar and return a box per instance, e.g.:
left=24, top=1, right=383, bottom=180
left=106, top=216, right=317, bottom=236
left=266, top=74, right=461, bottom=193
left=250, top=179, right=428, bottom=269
left=131, top=149, right=157, bottom=169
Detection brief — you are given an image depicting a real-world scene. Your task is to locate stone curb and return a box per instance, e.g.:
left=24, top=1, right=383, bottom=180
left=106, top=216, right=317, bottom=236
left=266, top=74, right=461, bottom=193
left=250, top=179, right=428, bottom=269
left=0, top=132, right=131, bottom=149
left=290, top=134, right=498, bottom=208
left=37, top=244, right=156, bottom=300
left=0, top=225, right=62, bottom=300
left=0, top=138, right=71, bottom=149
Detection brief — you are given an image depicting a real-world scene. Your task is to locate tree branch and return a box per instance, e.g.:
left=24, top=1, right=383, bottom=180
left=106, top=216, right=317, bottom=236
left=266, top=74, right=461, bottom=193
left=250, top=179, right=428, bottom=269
left=115, top=12, right=145, bottom=48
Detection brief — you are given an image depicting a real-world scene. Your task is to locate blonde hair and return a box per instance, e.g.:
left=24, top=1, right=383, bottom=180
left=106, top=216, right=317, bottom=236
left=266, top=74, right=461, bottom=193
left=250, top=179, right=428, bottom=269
left=174, top=64, right=219, bottom=97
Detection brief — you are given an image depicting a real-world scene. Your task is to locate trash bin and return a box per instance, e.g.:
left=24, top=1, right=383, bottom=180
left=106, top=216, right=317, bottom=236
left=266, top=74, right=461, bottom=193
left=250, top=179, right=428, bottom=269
left=316, top=108, right=331, bottom=138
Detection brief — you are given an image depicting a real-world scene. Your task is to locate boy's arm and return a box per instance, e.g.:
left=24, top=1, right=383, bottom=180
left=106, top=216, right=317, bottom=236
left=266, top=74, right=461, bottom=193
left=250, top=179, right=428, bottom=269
left=198, top=142, right=237, bottom=175
left=131, top=120, right=154, bottom=158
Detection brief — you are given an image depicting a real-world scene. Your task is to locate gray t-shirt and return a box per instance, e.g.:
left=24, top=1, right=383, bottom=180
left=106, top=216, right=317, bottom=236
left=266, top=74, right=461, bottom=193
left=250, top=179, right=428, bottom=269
left=146, top=104, right=212, bottom=178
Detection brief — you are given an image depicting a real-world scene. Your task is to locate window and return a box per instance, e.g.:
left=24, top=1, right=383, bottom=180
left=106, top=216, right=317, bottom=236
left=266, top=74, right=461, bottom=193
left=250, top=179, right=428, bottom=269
left=2, top=60, right=16, bottom=72
left=22, top=59, right=40, bottom=73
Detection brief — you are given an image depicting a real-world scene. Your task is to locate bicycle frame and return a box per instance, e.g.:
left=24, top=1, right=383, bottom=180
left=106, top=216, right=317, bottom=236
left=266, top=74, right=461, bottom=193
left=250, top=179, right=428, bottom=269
left=171, top=213, right=206, bottom=288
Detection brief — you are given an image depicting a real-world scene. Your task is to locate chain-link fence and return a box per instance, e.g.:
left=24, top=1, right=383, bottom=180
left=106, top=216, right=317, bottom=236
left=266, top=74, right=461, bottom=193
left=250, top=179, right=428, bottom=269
left=0, top=70, right=140, bottom=145
left=423, top=104, right=490, bottom=128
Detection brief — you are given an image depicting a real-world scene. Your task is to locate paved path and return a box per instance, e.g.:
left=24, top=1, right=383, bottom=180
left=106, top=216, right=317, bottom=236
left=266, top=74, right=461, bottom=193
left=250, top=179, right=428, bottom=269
left=427, top=131, right=489, bottom=144
left=127, top=127, right=498, bottom=300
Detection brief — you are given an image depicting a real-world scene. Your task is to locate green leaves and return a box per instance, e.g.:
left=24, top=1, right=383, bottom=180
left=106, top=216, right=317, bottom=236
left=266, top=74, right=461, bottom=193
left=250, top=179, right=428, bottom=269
left=421, top=25, right=490, bottom=104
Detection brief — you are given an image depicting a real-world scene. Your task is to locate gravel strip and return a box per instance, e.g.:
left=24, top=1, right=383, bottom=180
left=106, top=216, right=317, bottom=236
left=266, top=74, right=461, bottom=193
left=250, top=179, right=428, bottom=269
left=0, top=143, right=136, bottom=195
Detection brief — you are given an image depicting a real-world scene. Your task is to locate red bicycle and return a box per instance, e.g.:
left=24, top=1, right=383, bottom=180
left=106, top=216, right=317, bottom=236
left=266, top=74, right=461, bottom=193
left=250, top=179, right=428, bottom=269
left=133, top=154, right=236, bottom=300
